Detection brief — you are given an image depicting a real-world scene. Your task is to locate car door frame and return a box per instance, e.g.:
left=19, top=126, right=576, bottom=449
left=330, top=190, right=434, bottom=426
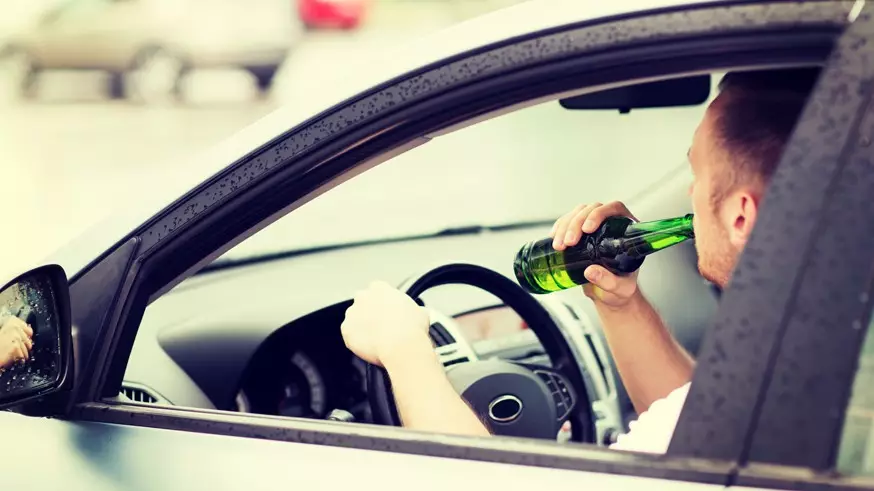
left=664, top=5, right=874, bottom=490
left=724, top=5, right=874, bottom=490
left=21, top=0, right=874, bottom=486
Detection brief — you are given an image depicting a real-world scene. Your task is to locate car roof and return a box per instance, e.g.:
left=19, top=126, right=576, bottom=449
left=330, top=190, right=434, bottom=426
left=41, top=0, right=723, bottom=281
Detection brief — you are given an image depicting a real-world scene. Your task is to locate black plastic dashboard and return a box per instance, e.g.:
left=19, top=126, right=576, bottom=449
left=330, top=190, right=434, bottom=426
left=230, top=301, right=369, bottom=420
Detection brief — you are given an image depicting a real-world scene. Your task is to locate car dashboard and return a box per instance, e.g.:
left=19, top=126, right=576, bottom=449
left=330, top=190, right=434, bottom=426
left=128, top=288, right=626, bottom=444
left=205, top=293, right=624, bottom=443
left=121, top=218, right=716, bottom=445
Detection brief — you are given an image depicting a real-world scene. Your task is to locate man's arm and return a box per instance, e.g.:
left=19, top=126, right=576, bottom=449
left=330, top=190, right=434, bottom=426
left=592, top=289, right=694, bottom=414
left=341, top=281, right=489, bottom=437
left=383, top=341, right=490, bottom=436
left=552, top=201, right=695, bottom=414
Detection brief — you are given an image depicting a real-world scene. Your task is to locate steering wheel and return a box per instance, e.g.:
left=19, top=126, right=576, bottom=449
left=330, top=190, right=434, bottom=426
left=366, top=263, right=596, bottom=443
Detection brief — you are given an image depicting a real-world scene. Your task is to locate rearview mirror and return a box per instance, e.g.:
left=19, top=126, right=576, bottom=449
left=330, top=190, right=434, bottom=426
left=559, top=75, right=711, bottom=113
left=0, top=265, right=71, bottom=409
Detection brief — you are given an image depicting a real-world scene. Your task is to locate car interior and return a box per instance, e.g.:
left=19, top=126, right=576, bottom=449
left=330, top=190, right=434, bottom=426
left=118, top=70, right=726, bottom=446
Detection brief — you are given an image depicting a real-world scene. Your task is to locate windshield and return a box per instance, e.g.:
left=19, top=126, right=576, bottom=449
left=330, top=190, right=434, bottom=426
left=217, top=97, right=707, bottom=263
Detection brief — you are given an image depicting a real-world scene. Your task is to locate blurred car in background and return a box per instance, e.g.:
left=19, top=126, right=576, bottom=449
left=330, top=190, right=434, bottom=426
left=297, top=0, right=369, bottom=30
left=0, top=0, right=304, bottom=103
left=0, top=0, right=58, bottom=101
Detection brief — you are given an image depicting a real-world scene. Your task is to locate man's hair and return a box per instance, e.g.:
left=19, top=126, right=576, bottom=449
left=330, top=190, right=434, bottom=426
left=710, top=67, right=821, bottom=202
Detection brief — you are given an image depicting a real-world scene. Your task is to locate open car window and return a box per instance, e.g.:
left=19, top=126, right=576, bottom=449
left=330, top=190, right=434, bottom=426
left=124, top=71, right=721, bottom=446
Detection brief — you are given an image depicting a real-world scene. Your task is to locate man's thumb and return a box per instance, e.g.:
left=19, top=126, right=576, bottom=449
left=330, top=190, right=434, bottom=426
left=584, top=265, right=617, bottom=291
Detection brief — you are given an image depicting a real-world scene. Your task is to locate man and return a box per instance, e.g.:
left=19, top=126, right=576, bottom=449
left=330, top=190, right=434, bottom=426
left=0, top=313, right=33, bottom=370
left=340, top=68, right=820, bottom=452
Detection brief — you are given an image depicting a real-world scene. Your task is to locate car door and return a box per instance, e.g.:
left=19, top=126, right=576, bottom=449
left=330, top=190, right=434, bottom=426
left=6, top=1, right=871, bottom=490
left=722, top=5, right=874, bottom=489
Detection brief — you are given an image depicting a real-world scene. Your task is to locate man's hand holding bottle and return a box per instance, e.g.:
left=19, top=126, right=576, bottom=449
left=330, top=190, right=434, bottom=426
left=549, top=201, right=642, bottom=310
left=545, top=201, right=696, bottom=415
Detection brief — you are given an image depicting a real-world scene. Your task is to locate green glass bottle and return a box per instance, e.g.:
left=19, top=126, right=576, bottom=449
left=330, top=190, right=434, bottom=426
left=513, top=214, right=694, bottom=294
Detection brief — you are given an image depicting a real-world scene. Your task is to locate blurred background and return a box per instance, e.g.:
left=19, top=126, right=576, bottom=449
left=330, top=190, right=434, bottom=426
left=0, top=0, right=529, bottom=270
left=1, top=0, right=702, bottom=282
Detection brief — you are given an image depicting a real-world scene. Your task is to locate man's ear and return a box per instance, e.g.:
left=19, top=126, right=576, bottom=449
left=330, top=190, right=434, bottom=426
left=720, top=189, right=759, bottom=249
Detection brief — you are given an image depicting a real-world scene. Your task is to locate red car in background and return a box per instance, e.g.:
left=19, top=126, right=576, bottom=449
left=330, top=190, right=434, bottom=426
left=297, top=0, right=369, bottom=30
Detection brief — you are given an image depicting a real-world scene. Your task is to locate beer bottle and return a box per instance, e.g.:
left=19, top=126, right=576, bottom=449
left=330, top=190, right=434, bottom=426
left=513, top=214, right=694, bottom=294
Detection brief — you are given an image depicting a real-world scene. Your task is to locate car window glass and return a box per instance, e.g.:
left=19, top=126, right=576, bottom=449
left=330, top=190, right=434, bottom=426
left=836, top=315, right=874, bottom=476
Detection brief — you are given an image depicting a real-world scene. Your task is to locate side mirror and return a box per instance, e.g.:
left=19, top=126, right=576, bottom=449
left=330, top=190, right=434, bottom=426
left=0, top=265, right=72, bottom=409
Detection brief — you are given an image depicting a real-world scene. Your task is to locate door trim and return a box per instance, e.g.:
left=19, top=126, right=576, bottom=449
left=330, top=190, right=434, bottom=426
left=75, top=401, right=734, bottom=483
left=743, top=2, right=874, bottom=472
left=670, top=0, right=874, bottom=473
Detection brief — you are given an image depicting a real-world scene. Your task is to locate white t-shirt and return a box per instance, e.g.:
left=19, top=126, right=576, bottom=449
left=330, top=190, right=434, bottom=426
left=608, top=382, right=691, bottom=454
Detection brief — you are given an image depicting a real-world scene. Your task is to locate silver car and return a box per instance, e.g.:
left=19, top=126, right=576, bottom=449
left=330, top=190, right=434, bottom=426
left=0, top=0, right=304, bottom=102
left=2, top=1, right=874, bottom=490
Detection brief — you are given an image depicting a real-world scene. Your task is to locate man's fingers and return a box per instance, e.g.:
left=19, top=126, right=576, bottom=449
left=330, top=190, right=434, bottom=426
left=552, top=201, right=636, bottom=249
left=584, top=265, right=618, bottom=292
left=352, top=285, right=371, bottom=301
left=12, top=343, right=26, bottom=363
left=552, top=209, right=580, bottom=249
left=549, top=204, right=586, bottom=237
left=583, top=265, right=639, bottom=308
left=563, top=203, right=602, bottom=246
left=21, top=333, right=33, bottom=351
left=16, top=334, right=30, bottom=360
left=554, top=204, right=596, bottom=250
left=13, top=324, right=33, bottom=344
left=583, top=283, right=629, bottom=305
left=4, top=317, right=30, bottom=335
left=582, top=201, right=638, bottom=233
left=340, top=305, right=352, bottom=321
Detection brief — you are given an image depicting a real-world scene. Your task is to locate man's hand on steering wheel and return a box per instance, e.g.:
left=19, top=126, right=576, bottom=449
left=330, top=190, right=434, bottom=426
left=341, top=280, right=493, bottom=438
left=341, top=281, right=432, bottom=368
left=341, top=265, right=596, bottom=442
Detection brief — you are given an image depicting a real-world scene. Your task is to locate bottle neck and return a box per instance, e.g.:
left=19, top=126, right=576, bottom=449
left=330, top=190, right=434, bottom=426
left=619, top=214, right=695, bottom=257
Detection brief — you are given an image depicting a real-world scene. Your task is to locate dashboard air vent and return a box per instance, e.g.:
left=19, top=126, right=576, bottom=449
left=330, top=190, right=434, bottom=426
left=429, top=322, right=455, bottom=347
left=443, top=357, right=468, bottom=367
left=120, top=386, right=158, bottom=404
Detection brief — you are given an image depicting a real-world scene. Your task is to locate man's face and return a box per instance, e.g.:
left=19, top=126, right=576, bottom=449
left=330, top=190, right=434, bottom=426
left=687, top=99, right=741, bottom=289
